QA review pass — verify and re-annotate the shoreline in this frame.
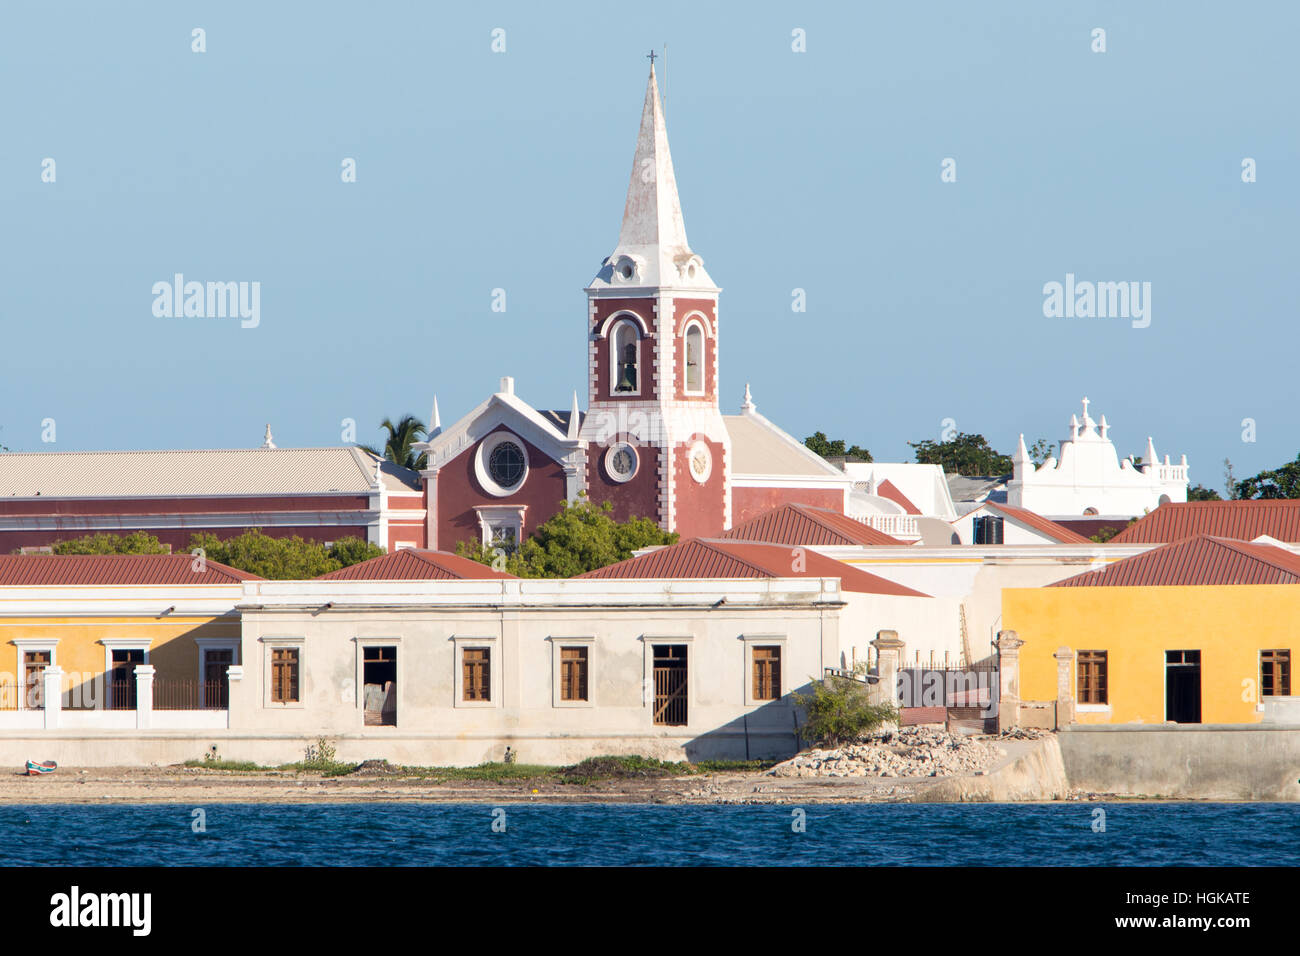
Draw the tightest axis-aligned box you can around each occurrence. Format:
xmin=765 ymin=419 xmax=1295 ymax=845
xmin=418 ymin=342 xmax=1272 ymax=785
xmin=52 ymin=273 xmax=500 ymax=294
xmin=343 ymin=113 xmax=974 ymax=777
xmin=0 ymin=763 xmax=1209 ymax=806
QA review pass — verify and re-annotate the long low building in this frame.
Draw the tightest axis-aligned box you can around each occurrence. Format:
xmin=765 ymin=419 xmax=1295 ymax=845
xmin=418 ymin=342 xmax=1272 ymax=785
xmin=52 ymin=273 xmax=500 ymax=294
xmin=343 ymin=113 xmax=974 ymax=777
xmin=0 ymin=551 xmax=928 ymax=766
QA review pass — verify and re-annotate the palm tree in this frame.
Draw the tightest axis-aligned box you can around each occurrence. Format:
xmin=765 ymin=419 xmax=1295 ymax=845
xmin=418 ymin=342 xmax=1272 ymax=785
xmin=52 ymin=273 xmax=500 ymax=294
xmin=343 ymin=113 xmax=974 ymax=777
xmin=359 ymin=415 xmax=427 ymax=471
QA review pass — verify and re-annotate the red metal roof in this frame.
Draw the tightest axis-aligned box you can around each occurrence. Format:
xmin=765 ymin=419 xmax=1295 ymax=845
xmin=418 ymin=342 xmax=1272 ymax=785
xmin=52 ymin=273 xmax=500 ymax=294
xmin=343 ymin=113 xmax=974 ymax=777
xmin=316 ymin=549 xmax=516 ymax=581
xmin=875 ymin=479 xmax=921 ymax=515
xmin=719 ymin=503 xmax=904 ymax=546
xmin=0 ymin=554 xmax=259 ymax=586
xmin=1112 ymin=500 xmax=1300 ymax=544
xmin=1051 ymin=535 xmax=1300 ymax=587
xmin=578 ymin=538 xmax=929 ymax=596
xmin=981 ymin=502 xmax=1091 ymax=544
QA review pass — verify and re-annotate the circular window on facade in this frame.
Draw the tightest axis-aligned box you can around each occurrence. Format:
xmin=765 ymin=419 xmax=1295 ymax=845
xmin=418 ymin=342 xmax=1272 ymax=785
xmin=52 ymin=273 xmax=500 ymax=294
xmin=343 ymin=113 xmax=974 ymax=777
xmin=605 ymin=442 xmax=639 ymax=483
xmin=475 ymin=432 xmax=529 ymax=497
xmin=688 ymin=440 xmax=712 ymax=484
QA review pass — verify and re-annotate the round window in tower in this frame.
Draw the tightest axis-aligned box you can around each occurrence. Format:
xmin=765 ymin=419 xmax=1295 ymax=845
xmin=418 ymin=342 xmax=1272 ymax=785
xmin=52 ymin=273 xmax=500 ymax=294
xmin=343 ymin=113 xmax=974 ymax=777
xmin=475 ymin=432 xmax=530 ymax=497
xmin=605 ymin=442 xmax=639 ymax=483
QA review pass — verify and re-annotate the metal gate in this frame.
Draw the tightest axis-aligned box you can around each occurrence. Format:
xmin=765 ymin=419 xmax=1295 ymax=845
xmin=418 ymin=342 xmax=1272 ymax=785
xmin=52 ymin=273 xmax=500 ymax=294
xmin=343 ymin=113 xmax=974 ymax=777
xmin=653 ymin=645 xmax=687 ymax=726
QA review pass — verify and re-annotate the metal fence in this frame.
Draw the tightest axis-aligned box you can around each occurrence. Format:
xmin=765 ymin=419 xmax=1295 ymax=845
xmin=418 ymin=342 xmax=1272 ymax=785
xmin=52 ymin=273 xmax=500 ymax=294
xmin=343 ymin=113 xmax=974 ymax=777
xmin=0 ymin=680 xmax=39 ymax=711
xmin=153 ymin=679 xmax=227 ymax=711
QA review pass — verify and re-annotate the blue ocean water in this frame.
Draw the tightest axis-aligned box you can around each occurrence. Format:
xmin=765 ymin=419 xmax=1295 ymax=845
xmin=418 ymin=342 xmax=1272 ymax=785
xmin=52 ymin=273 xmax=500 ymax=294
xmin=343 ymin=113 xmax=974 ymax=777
xmin=0 ymin=803 xmax=1295 ymax=867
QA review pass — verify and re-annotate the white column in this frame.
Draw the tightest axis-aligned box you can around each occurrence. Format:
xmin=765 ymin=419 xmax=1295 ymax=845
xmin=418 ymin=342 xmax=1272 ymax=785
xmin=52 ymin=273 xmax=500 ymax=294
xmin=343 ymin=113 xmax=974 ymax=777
xmin=135 ymin=664 xmax=155 ymax=730
xmin=226 ymin=665 xmax=244 ymax=730
xmin=42 ymin=666 xmax=63 ymax=730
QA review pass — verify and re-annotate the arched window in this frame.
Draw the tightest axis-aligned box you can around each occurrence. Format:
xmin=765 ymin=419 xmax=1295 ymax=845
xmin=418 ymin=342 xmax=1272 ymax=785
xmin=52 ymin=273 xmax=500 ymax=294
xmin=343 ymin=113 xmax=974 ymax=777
xmin=612 ymin=320 xmax=639 ymax=394
xmin=684 ymin=322 xmax=704 ymax=394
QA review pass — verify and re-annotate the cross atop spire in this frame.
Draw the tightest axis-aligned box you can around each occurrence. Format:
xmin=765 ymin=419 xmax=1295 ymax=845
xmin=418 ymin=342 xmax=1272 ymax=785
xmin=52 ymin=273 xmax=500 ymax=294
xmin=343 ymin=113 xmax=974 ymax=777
xmin=646 ymin=49 xmax=657 ymax=66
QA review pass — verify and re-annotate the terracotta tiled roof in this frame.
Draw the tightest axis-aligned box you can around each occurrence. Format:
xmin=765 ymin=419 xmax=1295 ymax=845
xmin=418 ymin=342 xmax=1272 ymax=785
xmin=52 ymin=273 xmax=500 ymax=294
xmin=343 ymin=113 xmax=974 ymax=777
xmin=578 ymin=538 xmax=929 ymax=596
xmin=0 ymin=554 xmax=259 ymax=586
xmin=1112 ymin=500 xmax=1300 ymax=544
xmin=316 ymin=549 xmax=516 ymax=581
xmin=981 ymin=502 xmax=1091 ymax=544
xmin=1051 ymin=535 xmax=1300 ymax=587
xmin=875 ymin=479 xmax=921 ymax=515
xmin=719 ymin=503 xmax=904 ymax=547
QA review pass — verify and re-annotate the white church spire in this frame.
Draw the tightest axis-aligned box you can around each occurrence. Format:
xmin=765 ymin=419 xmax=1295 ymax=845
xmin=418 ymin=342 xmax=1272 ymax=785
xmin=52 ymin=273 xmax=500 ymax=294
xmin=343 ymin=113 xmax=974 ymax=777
xmin=589 ymin=63 xmax=716 ymax=292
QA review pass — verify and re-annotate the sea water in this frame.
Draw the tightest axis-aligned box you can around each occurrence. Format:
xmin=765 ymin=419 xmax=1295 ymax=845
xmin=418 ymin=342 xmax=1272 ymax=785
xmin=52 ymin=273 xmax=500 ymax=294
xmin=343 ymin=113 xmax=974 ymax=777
xmin=0 ymin=803 xmax=1295 ymax=867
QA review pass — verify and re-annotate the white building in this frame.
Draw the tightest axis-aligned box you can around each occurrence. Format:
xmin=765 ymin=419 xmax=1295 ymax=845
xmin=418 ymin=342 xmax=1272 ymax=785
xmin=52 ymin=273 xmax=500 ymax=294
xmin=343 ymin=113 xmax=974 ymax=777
xmin=1006 ymin=398 xmax=1188 ymax=520
xmin=840 ymin=462 xmax=959 ymax=543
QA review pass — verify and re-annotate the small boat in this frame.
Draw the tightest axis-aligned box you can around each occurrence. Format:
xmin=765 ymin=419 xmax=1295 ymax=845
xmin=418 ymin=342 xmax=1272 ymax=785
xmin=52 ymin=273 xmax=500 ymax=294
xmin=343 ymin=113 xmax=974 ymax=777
xmin=25 ymin=760 xmax=56 ymax=776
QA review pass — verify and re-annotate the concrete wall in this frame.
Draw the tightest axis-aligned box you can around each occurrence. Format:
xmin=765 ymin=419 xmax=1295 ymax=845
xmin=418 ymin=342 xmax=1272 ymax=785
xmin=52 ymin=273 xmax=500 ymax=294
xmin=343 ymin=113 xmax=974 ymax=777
xmin=1059 ymin=725 xmax=1300 ymax=800
xmin=838 ymin=592 xmax=962 ymax=668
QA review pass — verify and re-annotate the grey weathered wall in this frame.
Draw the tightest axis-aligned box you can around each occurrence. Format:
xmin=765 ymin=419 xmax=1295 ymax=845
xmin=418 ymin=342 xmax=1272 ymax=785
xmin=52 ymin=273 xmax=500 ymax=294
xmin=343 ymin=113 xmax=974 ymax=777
xmin=1060 ymin=725 xmax=1300 ymax=800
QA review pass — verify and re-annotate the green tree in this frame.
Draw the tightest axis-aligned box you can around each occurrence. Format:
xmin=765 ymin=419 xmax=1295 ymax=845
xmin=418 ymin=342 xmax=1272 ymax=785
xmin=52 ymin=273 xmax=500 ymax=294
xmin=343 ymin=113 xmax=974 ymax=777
xmin=791 ymin=663 xmax=898 ymax=748
xmin=1233 ymin=453 xmax=1300 ymax=500
xmin=456 ymin=497 xmax=678 ymax=578
xmin=909 ymin=432 xmax=1012 ymax=477
xmin=1028 ymin=438 xmax=1054 ymax=467
xmin=804 ymin=431 xmax=872 ymax=462
xmin=1186 ymin=484 xmax=1222 ymax=501
xmin=360 ymin=415 xmax=427 ymax=471
xmin=1089 ymin=517 xmax=1138 ymax=543
xmin=1223 ymin=458 xmax=1239 ymax=499
xmin=327 ymin=536 xmax=387 ymax=567
xmin=186 ymin=529 xmax=383 ymax=579
xmin=51 ymin=531 xmax=171 ymax=555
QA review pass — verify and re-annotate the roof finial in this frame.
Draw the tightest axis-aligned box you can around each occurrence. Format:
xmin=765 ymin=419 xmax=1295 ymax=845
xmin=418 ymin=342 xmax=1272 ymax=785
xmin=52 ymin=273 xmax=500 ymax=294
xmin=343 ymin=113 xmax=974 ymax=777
xmin=262 ymin=424 xmax=275 ymax=449
xmin=567 ymin=391 xmax=580 ymax=440
xmin=429 ymin=396 xmax=442 ymax=437
xmin=741 ymin=383 xmax=755 ymax=413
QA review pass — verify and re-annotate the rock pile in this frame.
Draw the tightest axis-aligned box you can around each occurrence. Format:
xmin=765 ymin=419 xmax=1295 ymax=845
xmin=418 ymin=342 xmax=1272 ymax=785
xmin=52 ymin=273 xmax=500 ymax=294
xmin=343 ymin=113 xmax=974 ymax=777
xmin=767 ymin=727 xmax=1005 ymax=779
xmin=998 ymin=727 xmax=1051 ymax=740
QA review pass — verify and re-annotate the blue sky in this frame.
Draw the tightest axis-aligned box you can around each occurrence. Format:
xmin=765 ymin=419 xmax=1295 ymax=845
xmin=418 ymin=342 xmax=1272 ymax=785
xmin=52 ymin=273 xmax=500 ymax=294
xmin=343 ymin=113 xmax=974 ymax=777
xmin=1 ymin=1 xmax=1295 ymax=491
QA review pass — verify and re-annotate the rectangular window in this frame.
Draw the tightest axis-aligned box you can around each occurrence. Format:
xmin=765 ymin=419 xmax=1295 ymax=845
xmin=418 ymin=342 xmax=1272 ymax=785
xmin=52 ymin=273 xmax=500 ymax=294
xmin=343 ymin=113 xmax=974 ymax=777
xmin=1261 ymin=650 xmax=1291 ymax=698
xmin=1077 ymin=650 xmax=1107 ymax=705
xmin=22 ymin=650 xmax=50 ymax=710
xmin=752 ymin=646 xmax=781 ymax=701
xmin=560 ymin=646 xmax=589 ymax=702
xmin=271 ymin=648 xmax=300 ymax=704
xmin=463 ymin=648 xmax=491 ymax=702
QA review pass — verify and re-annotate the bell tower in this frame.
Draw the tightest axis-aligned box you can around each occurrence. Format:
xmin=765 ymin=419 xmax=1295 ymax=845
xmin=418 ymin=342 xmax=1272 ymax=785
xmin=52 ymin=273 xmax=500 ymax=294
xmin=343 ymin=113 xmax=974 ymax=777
xmin=578 ymin=61 xmax=730 ymax=537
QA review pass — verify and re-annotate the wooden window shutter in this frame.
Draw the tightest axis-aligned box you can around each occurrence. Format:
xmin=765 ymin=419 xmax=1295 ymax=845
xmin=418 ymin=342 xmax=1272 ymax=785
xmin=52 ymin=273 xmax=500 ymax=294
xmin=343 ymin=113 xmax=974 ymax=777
xmin=560 ymin=647 xmax=588 ymax=701
xmin=752 ymin=646 xmax=781 ymax=701
xmin=463 ymin=648 xmax=490 ymax=701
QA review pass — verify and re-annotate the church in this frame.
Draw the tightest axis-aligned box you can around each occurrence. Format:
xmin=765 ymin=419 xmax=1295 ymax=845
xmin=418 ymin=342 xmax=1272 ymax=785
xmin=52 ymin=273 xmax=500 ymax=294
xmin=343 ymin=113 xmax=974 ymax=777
xmin=0 ymin=65 xmax=855 ymax=556
xmin=411 ymin=64 xmax=855 ymax=553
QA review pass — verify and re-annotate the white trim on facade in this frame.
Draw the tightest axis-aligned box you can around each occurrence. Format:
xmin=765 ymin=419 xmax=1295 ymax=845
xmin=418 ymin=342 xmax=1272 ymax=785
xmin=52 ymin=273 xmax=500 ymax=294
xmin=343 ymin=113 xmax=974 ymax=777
xmin=547 ymin=635 xmax=596 ymax=709
xmin=259 ymin=636 xmax=305 ymax=709
xmin=452 ymin=635 xmax=501 ymax=709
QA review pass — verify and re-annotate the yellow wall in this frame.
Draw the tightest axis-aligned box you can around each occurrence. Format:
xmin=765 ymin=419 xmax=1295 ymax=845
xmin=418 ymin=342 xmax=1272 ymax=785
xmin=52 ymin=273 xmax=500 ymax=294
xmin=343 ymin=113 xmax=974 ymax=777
xmin=0 ymin=617 xmax=240 ymax=701
xmin=1003 ymin=584 xmax=1300 ymax=725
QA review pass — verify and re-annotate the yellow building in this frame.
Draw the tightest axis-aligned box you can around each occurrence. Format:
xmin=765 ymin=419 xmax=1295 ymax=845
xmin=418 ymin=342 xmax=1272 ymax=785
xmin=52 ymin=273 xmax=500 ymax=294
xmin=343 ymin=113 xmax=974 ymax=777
xmin=0 ymin=555 xmax=251 ymax=714
xmin=1003 ymin=536 xmax=1298 ymax=725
